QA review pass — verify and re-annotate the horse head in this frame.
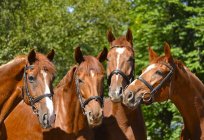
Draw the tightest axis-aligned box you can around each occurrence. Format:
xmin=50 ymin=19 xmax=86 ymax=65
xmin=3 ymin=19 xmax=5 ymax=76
xmin=74 ymin=46 xmax=107 ymax=127
xmin=123 ymin=42 xmax=175 ymax=109
xmin=22 ymin=49 xmax=56 ymax=128
xmin=107 ymin=29 xmax=135 ymax=102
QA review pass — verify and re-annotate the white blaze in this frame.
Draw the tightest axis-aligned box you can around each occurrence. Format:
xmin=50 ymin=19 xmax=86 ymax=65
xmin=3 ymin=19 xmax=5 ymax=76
xmin=90 ymin=70 xmax=95 ymax=77
xmin=41 ymin=70 xmax=54 ymax=116
xmin=130 ymin=64 xmax=156 ymax=86
xmin=141 ymin=64 xmax=156 ymax=76
xmin=116 ymin=48 xmax=125 ymax=81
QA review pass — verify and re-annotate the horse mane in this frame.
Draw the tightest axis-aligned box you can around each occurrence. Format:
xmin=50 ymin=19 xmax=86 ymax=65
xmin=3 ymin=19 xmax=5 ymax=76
xmin=0 ymin=56 xmax=25 ymax=69
xmin=56 ymin=65 xmax=77 ymax=88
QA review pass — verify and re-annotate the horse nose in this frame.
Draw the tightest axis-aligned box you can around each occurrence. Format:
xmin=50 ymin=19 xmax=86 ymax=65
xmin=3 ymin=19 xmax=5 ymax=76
xmin=89 ymin=110 xmax=103 ymax=121
xmin=43 ymin=113 xmax=48 ymax=125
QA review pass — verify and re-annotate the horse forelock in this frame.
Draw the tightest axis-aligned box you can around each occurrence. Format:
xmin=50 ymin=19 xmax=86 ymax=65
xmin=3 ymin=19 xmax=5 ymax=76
xmin=34 ymin=53 xmax=56 ymax=76
xmin=77 ymin=56 xmax=105 ymax=75
xmin=111 ymin=36 xmax=133 ymax=50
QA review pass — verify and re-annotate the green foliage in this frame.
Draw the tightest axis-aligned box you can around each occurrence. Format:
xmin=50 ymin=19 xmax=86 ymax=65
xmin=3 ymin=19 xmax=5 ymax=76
xmin=143 ymin=102 xmax=182 ymax=139
xmin=0 ymin=0 xmax=130 ymax=84
xmin=129 ymin=0 xmax=204 ymax=139
xmin=0 ymin=0 xmax=203 ymax=139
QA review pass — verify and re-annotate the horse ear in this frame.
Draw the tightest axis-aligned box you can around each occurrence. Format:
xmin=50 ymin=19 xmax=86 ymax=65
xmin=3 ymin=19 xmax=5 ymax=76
xmin=74 ymin=46 xmax=84 ymax=64
xmin=47 ymin=49 xmax=55 ymax=61
xmin=148 ymin=47 xmax=158 ymax=62
xmin=164 ymin=42 xmax=173 ymax=62
xmin=107 ymin=29 xmax=115 ymax=43
xmin=67 ymin=66 xmax=77 ymax=83
xmin=126 ymin=28 xmax=133 ymax=46
xmin=28 ymin=49 xmax=36 ymax=64
xmin=97 ymin=47 xmax=108 ymax=62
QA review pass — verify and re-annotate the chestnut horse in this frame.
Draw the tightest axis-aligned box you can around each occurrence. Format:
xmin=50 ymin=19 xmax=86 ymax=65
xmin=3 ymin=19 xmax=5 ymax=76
xmin=4 ymin=46 xmax=107 ymax=140
xmin=93 ymin=29 xmax=147 ymax=140
xmin=123 ymin=42 xmax=204 ymax=139
xmin=0 ymin=50 xmax=56 ymax=138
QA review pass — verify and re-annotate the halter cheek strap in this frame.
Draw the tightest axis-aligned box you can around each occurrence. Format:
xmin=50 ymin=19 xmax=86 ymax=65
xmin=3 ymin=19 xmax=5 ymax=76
xmin=23 ymin=65 xmax=53 ymax=114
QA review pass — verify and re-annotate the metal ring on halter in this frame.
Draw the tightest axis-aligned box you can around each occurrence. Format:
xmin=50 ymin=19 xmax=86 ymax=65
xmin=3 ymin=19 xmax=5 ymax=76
xmin=142 ymin=92 xmax=152 ymax=103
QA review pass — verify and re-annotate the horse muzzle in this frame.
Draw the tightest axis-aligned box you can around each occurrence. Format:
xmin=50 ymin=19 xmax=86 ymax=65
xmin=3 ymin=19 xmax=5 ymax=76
xmin=122 ymin=91 xmax=142 ymax=109
xmin=85 ymin=109 xmax=103 ymax=127
xmin=108 ymin=86 xmax=123 ymax=102
xmin=38 ymin=112 xmax=56 ymax=128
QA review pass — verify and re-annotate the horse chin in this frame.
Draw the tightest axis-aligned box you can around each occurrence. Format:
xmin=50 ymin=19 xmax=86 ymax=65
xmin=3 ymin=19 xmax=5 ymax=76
xmin=85 ymin=111 xmax=103 ymax=128
xmin=109 ymin=93 xmax=122 ymax=103
xmin=123 ymin=97 xmax=141 ymax=110
xmin=41 ymin=123 xmax=52 ymax=129
xmin=87 ymin=118 xmax=103 ymax=128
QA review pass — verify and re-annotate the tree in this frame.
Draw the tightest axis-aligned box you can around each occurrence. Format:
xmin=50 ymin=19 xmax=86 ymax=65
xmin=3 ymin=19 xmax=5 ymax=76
xmin=0 ymin=0 xmax=131 ymax=84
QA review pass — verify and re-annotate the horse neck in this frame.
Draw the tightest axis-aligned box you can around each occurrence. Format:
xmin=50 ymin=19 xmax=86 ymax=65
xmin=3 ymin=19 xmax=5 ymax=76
xmin=54 ymin=72 xmax=88 ymax=134
xmin=170 ymin=66 xmax=204 ymax=136
xmin=0 ymin=57 xmax=26 ymax=123
xmin=104 ymin=98 xmax=145 ymax=135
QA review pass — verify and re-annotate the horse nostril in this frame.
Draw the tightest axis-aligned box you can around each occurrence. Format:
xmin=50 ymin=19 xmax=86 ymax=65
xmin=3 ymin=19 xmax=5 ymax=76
xmin=43 ymin=113 xmax=48 ymax=124
xmin=127 ymin=92 xmax=134 ymax=101
xmin=119 ymin=87 xmax=123 ymax=95
xmin=88 ymin=111 xmax=92 ymax=117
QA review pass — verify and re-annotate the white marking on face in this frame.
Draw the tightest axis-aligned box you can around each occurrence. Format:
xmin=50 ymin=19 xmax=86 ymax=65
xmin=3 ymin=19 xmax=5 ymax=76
xmin=116 ymin=48 xmax=126 ymax=81
xmin=130 ymin=79 xmax=137 ymax=86
xmin=129 ymin=64 xmax=157 ymax=87
xmin=90 ymin=70 xmax=95 ymax=78
xmin=141 ymin=64 xmax=156 ymax=76
xmin=41 ymin=70 xmax=54 ymax=116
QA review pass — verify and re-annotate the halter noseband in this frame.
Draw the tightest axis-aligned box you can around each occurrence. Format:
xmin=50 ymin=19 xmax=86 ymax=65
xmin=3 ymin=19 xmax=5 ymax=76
xmin=23 ymin=65 xmax=53 ymax=113
xmin=75 ymin=75 xmax=104 ymax=115
xmin=137 ymin=62 xmax=174 ymax=104
xmin=107 ymin=69 xmax=134 ymax=86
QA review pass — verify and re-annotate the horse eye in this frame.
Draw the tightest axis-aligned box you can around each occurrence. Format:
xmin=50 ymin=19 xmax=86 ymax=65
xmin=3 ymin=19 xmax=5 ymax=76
xmin=155 ymin=70 xmax=164 ymax=76
xmin=78 ymin=79 xmax=83 ymax=83
xmin=28 ymin=75 xmax=35 ymax=82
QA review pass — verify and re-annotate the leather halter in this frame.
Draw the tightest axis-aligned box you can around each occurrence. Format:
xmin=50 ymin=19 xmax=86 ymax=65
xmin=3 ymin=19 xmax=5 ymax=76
xmin=137 ymin=62 xmax=174 ymax=103
xmin=75 ymin=73 xmax=104 ymax=115
xmin=23 ymin=65 xmax=53 ymax=113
